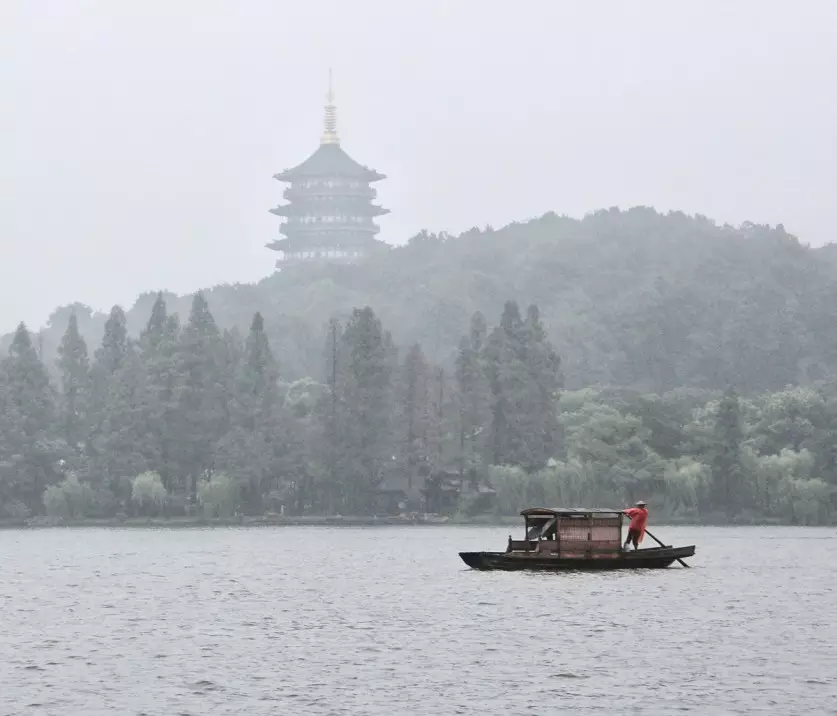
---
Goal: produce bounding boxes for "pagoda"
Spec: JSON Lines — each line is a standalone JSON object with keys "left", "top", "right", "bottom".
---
{"left": 268, "top": 75, "right": 389, "bottom": 267}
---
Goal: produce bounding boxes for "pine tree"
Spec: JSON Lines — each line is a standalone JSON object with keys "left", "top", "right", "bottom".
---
{"left": 711, "top": 386, "right": 746, "bottom": 517}
{"left": 469, "top": 311, "right": 488, "bottom": 354}
{"left": 518, "top": 304, "right": 563, "bottom": 470}
{"left": 338, "top": 307, "right": 394, "bottom": 514}
{"left": 99, "top": 344, "right": 155, "bottom": 505}
{"left": 140, "top": 292, "right": 170, "bottom": 351}
{"left": 139, "top": 295, "right": 181, "bottom": 489}
{"left": 216, "top": 312, "right": 284, "bottom": 513}
{"left": 218, "top": 327, "right": 243, "bottom": 435}
{"left": 56, "top": 314, "right": 90, "bottom": 450}
{"left": 398, "top": 343, "right": 430, "bottom": 492}
{"left": 425, "top": 365, "right": 453, "bottom": 474}
{"left": 484, "top": 301, "right": 527, "bottom": 466}
{"left": 317, "top": 318, "right": 344, "bottom": 512}
{"left": 173, "top": 292, "right": 225, "bottom": 501}
{"left": 454, "top": 312, "right": 492, "bottom": 477}
{"left": 482, "top": 302, "right": 562, "bottom": 472}
{"left": 95, "top": 306, "right": 129, "bottom": 375}
{"left": 0, "top": 324, "right": 62, "bottom": 513}
{"left": 0, "top": 363, "right": 25, "bottom": 515}
{"left": 89, "top": 305, "right": 129, "bottom": 439}
{"left": 236, "top": 313, "right": 281, "bottom": 426}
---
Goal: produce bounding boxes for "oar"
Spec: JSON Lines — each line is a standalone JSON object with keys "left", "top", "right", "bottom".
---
{"left": 644, "top": 528, "right": 690, "bottom": 568}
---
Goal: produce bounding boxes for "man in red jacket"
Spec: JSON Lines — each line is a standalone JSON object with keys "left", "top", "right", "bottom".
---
{"left": 623, "top": 501, "right": 648, "bottom": 550}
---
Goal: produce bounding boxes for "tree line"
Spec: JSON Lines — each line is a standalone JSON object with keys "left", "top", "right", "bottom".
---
{"left": 0, "top": 295, "right": 560, "bottom": 520}
{"left": 495, "top": 384, "right": 836, "bottom": 525}
{"left": 1, "top": 291, "right": 835, "bottom": 524}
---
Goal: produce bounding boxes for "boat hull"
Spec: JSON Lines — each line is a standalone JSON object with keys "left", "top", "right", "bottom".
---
{"left": 459, "top": 545, "right": 695, "bottom": 571}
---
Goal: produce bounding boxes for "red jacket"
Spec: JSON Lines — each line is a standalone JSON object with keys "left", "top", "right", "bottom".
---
{"left": 624, "top": 507, "right": 648, "bottom": 541}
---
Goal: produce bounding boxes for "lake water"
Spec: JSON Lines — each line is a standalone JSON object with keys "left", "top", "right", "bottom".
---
{"left": 2, "top": 526, "right": 836, "bottom": 715}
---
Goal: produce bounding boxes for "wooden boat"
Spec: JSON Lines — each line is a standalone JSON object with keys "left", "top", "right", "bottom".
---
{"left": 459, "top": 507, "right": 696, "bottom": 571}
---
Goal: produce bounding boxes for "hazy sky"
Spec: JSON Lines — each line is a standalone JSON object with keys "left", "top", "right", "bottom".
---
{"left": 2, "top": 1, "right": 835, "bottom": 333}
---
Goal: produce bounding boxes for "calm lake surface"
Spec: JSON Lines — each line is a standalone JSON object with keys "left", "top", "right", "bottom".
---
{"left": 2, "top": 526, "right": 836, "bottom": 715}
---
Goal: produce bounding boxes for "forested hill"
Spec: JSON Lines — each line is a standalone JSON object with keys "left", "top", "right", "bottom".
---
{"left": 12, "top": 207, "right": 837, "bottom": 392}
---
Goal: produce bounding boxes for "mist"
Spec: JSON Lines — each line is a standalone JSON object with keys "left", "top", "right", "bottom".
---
{"left": 1, "top": 0, "right": 835, "bottom": 331}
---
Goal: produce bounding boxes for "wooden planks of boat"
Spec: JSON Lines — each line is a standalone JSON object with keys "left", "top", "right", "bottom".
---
{"left": 459, "top": 544, "right": 696, "bottom": 571}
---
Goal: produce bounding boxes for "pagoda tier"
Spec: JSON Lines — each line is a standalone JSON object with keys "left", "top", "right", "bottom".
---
{"left": 270, "top": 202, "right": 388, "bottom": 219}
{"left": 267, "top": 77, "right": 388, "bottom": 269}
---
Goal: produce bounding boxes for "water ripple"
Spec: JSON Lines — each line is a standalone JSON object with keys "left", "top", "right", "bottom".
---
{"left": 1, "top": 526, "right": 837, "bottom": 714}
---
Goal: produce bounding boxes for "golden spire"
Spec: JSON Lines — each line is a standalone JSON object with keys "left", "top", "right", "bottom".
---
{"left": 320, "top": 68, "right": 339, "bottom": 145}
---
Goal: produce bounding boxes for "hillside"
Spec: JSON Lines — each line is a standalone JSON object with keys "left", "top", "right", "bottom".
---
{"left": 10, "top": 206, "right": 837, "bottom": 392}
{"left": 4, "top": 206, "right": 837, "bottom": 525}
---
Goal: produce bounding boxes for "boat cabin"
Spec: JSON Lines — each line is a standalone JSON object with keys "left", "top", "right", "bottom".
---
{"left": 507, "top": 507, "right": 624, "bottom": 559}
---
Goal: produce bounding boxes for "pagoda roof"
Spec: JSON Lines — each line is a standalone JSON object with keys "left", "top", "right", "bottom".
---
{"left": 274, "top": 143, "right": 385, "bottom": 182}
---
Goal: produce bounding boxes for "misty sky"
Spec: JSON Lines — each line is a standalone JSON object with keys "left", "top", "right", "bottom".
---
{"left": 2, "top": 1, "right": 835, "bottom": 333}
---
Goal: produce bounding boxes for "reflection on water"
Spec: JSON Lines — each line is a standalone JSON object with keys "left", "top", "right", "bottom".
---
{"left": 2, "top": 526, "right": 836, "bottom": 715}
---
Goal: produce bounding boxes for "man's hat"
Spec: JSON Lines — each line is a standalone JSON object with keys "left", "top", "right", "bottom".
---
{"left": 635, "top": 500, "right": 647, "bottom": 506}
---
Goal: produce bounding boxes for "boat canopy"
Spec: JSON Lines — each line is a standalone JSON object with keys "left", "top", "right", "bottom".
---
{"left": 520, "top": 507, "right": 623, "bottom": 517}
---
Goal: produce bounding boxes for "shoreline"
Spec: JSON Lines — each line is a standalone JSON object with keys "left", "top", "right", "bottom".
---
{"left": 0, "top": 514, "right": 830, "bottom": 530}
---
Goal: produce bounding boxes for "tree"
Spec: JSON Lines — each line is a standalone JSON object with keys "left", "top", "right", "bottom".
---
{"left": 89, "top": 305, "right": 129, "bottom": 445}
{"left": 484, "top": 301, "right": 525, "bottom": 466}
{"left": 0, "top": 324, "right": 62, "bottom": 513}
{"left": 131, "top": 471, "right": 168, "bottom": 516}
{"left": 518, "top": 304, "right": 563, "bottom": 470}
{"left": 711, "top": 387, "right": 746, "bottom": 517}
{"left": 139, "top": 295, "right": 181, "bottom": 489}
{"left": 454, "top": 313, "right": 492, "bottom": 477}
{"left": 482, "top": 302, "right": 563, "bottom": 472}
{"left": 173, "top": 292, "right": 225, "bottom": 501}
{"left": 333, "top": 307, "right": 394, "bottom": 514}
{"left": 56, "top": 314, "right": 90, "bottom": 450}
{"left": 43, "top": 473, "right": 94, "bottom": 519}
{"left": 215, "top": 312, "right": 296, "bottom": 513}
{"left": 98, "top": 345, "right": 155, "bottom": 504}
{"left": 396, "top": 343, "right": 431, "bottom": 492}
{"left": 317, "top": 318, "right": 343, "bottom": 512}
{"left": 140, "top": 292, "right": 169, "bottom": 352}
{"left": 198, "top": 473, "right": 239, "bottom": 518}
{"left": 94, "top": 306, "right": 128, "bottom": 375}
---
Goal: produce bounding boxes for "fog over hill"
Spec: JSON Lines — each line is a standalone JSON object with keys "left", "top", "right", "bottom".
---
{"left": 6, "top": 207, "right": 837, "bottom": 394}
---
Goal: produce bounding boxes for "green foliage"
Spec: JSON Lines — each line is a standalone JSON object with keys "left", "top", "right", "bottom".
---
{"left": 1, "top": 499, "right": 30, "bottom": 519}
{"left": 326, "top": 307, "right": 395, "bottom": 514}
{"left": 57, "top": 313, "right": 91, "bottom": 449}
{"left": 5, "top": 206, "right": 837, "bottom": 524}
{"left": 484, "top": 301, "right": 563, "bottom": 472}
{"left": 455, "top": 313, "right": 491, "bottom": 477}
{"left": 131, "top": 471, "right": 168, "bottom": 515}
{"left": 172, "top": 292, "right": 226, "bottom": 499}
{"left": 89, "top": 305, "right": 129, "bottom": 446}
{"left": 198, "top": 473, "right": 239, "bottom": 518}
{"left": 97, "top": 345, "right": 154, "bottom": 501}
{"left": 396, "top": 343, "right": 431, "bottom": 493}
{"left": 0, "top": 324, "right": 63, "bottom": 514}
{"left": 215, "top": 311, "right": 293, "bottom": 513}
{"left": 43, "top": 473, "right": 94, "bottom": 519}
{"left": 94, "top": 306, "right": 128, "bottom": 375}
{"left": 711, "top": 388, "right": 745, "bottom": 516}
{"left": 140, "top": 295, "right": 181, "bottom": 488}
